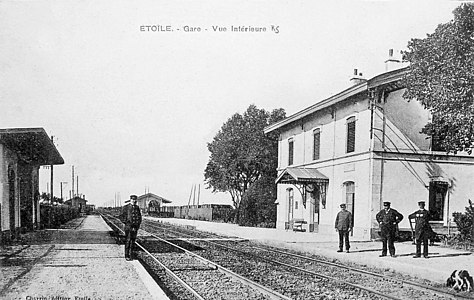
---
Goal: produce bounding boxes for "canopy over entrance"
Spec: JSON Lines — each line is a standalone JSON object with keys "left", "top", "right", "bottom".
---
{"left": 276, "top": 167, "right": 329, "bottom": 185}
{"left": 276, "top": 167, "right": 329, "bottom": 208}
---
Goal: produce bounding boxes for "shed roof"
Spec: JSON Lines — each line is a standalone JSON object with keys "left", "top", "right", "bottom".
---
{"left": 0, "top": 127, "right": 64, "bottom": 165}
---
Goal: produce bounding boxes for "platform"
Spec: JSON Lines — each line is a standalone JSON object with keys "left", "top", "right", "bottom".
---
{"left": 150, "top": 216, "right": 474, "bottom": 284}
{"left": 0, "top": 215, "right": 167, "bottom": 300}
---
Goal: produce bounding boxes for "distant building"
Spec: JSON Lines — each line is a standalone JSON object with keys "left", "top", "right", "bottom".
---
{"left": 264, "top": 55, "right": 474, "bottom": 240}
{"left": 136, "top": 193, "right": 172, "bottom": 214}
{"left": 85, "top": 204, "right": 95, "bottom": 212}
{"left": 64, "top": 196, "right": 88, "bottom": 213}
{"left": 0, "top": 128, "right": 64, "bottom": 244}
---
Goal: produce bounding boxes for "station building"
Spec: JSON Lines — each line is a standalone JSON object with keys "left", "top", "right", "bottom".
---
{"left": 0, "top": 128, "right": 64, "bottom": 244}
{"left": 64, "top": 195, "right": 88, "bottom": 213}
{"left": 264, "top": 55, "right": 474, "bottom": 240}
{"left": 137, "top": 192, "right": 172, "bottom": 214}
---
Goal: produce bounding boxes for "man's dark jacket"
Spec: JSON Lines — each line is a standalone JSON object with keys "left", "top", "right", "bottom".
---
{"left": 335, "top": 210, "right": 353, "bottom": 231}
{"left": 121, "top": 203, "right": 142, "bottom": 229}
{"left": 409, "top": 209, "right": 433, "bottom": 239}
{"left": 376, "top": 208, "right": 403, "bottom": 235}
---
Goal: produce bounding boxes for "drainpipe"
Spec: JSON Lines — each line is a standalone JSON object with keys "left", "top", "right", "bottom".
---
{"left": 447, "top": 182, "right": 451, "bottom": 235}
{"left": 332, "top": 107, "right": 336, "bottom": 213}
{"left": 368, "top": 88, "right": 376, "bottom": 239}
{"left": 379, "top": 90, "right": 386, "bottom": 211}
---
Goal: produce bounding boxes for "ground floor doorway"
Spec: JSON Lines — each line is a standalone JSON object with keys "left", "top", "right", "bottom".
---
{"left": 429, "top": 181, "right": 448, "bottom": 221}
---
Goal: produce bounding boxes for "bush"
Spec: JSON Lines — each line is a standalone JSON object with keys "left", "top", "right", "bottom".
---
{"left": 40, "top": 204, "right": 80, "bottom": 228}
{"left": 451, "top": 199, "right": 474, "bottom": 242}
{"left": 238, "top": 175, "right": 277, "bottom": 227}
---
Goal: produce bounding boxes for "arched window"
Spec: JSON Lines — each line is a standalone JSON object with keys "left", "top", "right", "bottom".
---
{"left": 428, "top": 181, "right": 448, "bottom": 221}
{"left": 287, "top": 188, "right": 294, "bottom": 221}
{"left": 344, "top": 181, "right": 355, "bottom": 223}
{"left": 346, "top": 116, "right": 356, "bottom": 153}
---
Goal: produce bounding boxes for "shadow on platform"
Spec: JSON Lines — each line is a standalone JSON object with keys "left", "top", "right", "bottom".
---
{"left": 22, "top": 230, "right": 116, "bottom": 245}
{"left": 348, "top": 248, "right": 381, "bottom": 253}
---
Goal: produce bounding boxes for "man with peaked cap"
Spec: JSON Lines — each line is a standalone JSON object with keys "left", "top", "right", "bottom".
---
{"left": 409, "top": 201, "right": 432, "bottom": 258}
{"left": 121, "top": 194, "right": 142, "bottom": 261}
{"left": 335, "top": 203, "right": 353, "bottom": 253}
{"left": 376, "top": 201, "right": 404, "bottom": 257}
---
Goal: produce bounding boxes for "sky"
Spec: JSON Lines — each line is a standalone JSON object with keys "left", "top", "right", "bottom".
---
{"left": 0, "top": 0, "right": 462, "bottom": 207}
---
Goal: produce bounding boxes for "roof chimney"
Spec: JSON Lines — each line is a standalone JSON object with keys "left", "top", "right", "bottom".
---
{"left": 385, "top": 49, "right": 401, "bottom": 72}
{"left": 350, "top": 68, "right": 367, "bottom": 86}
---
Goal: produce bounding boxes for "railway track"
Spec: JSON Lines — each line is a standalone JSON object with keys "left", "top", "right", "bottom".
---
{"left": 141, "top": 218, "right": 474, "bottom": 300}
{"left": 139, "top": 220, "right": 388, "bottom": 299}
{"left": 100, "top": 213, "right": 290, "bottom": 300}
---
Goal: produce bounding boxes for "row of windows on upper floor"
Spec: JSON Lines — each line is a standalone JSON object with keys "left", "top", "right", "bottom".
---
{"left": 287, "top": 116, "right": 356, "bottom": 165}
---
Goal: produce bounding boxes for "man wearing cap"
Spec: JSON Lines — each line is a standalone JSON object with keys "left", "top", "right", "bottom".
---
{"left": 335, "top": 203, "right": 353, "bottom": 253}
{"left": 121, "top": 194, "right": 142, "bottom": 261}
{"left": 376, "top": 202, "right": 403, "bottom": 257}
{"left": 409, "top": 201, "right": 432, "bottom": 258}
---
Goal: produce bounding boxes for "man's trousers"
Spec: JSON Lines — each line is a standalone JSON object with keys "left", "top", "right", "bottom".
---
{"left": 338, "top": 230, "right": 350, "bottom": 250}
{"left": 125, "top": 227, "right": 138, "bottom": 259}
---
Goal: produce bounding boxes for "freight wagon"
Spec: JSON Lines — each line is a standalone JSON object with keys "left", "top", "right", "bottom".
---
{"left": 155, "top": 204, "right": 234, "bottom": 222}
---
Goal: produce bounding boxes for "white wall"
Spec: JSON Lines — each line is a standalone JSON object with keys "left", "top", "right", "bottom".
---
{"left": 274, "top": 86, "right": 474, "bottom": 240}
{"left": 275, "top": 92, "right": 375, "bottom": 240}
{"left": 382, "top": 157, "right": 474, "bottom": 229}
{"left": 278, "top": 95, "right": 371, "bottom": 169}
{"left": 382, "top": 89, "right": 431, "bottom": 151}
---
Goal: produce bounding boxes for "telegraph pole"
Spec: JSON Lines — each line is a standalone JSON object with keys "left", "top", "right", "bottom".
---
{"left": 50, "top": 136, "right": 54, "bottom": 203}
{"left": 197, "top": 184, "right": 200, "bottom": 206}
{"left": 60, "top": 182, "right": 67, "bottom": 202}
{"left": 72, "top": 166, "right": 75, "bottom": 198}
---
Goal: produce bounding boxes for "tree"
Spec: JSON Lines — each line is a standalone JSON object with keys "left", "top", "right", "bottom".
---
{"left": 239, "top": 175, "right": 277, "bottom": 227}
{"left": 205, "top": 104, "right": 285, "bottom": 223}
{"left": 402, "top": 3, "right": 474, "bottom": 154}
{"left": 40, "top": 192, "right": 63, "bottom": 204}
{"left": 452, "top": 199, "right": 474, "bottom": 241}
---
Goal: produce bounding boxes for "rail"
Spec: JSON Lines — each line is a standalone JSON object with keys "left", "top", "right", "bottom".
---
{"left": 100, "top": 212, "right": 291, "bottom": 300}
{"left": 143, "top": 218, "right": 474, "bottom": 300}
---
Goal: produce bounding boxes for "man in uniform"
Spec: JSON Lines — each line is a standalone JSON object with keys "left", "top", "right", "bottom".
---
{"left": 409, "top": 201, "right": 432, "bottom": 258}
{"left": 335, "top": 203, "right": 353, "bottom": 253}
{"left": 376, "top": 202, "right": 403, "bottom": 257}
{"left": 121, "top": 194, "right": 142, "bottom": 261}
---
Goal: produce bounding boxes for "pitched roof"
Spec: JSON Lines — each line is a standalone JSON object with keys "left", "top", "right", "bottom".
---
{"left": 264, "top": 67, "right": 408, "bottom": 134}
{"left": 137, "top": 193, "right": 172, "bottom": 203}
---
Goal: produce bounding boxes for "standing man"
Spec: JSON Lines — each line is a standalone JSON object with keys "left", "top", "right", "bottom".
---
{"left": 409, "top": 201, "right": 431, "bottom": 259}
{"left": 121, "top": 194, "right": 142, "bottom": 261}
{"left": 376, "top": 202, "right": 403, "bottom": 258}
{"left": 335, "top": 203, "right": 353, "bottom": 253}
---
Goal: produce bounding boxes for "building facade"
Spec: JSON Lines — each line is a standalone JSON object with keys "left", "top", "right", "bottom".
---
{"left": 0, "top": 128, "right": 64, "bottom": 244}
{"left": 64, "top": 196, "right": 88, "bottom": 213}
{"left": 264, "top": 64, "right": 474, "bottom": 240}
{"left": 137, "top": 192, "right": 172, "bottom": 214}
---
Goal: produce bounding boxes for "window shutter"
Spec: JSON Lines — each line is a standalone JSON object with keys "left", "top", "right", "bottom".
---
{"left": 313, "top": 129, "right": 320, "bottom": 160}
{"left": 288, "top": 139, "right": 294, "bottom": 165}
{"left": 346, "top": 117, "right": 356, "bottom": 153}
